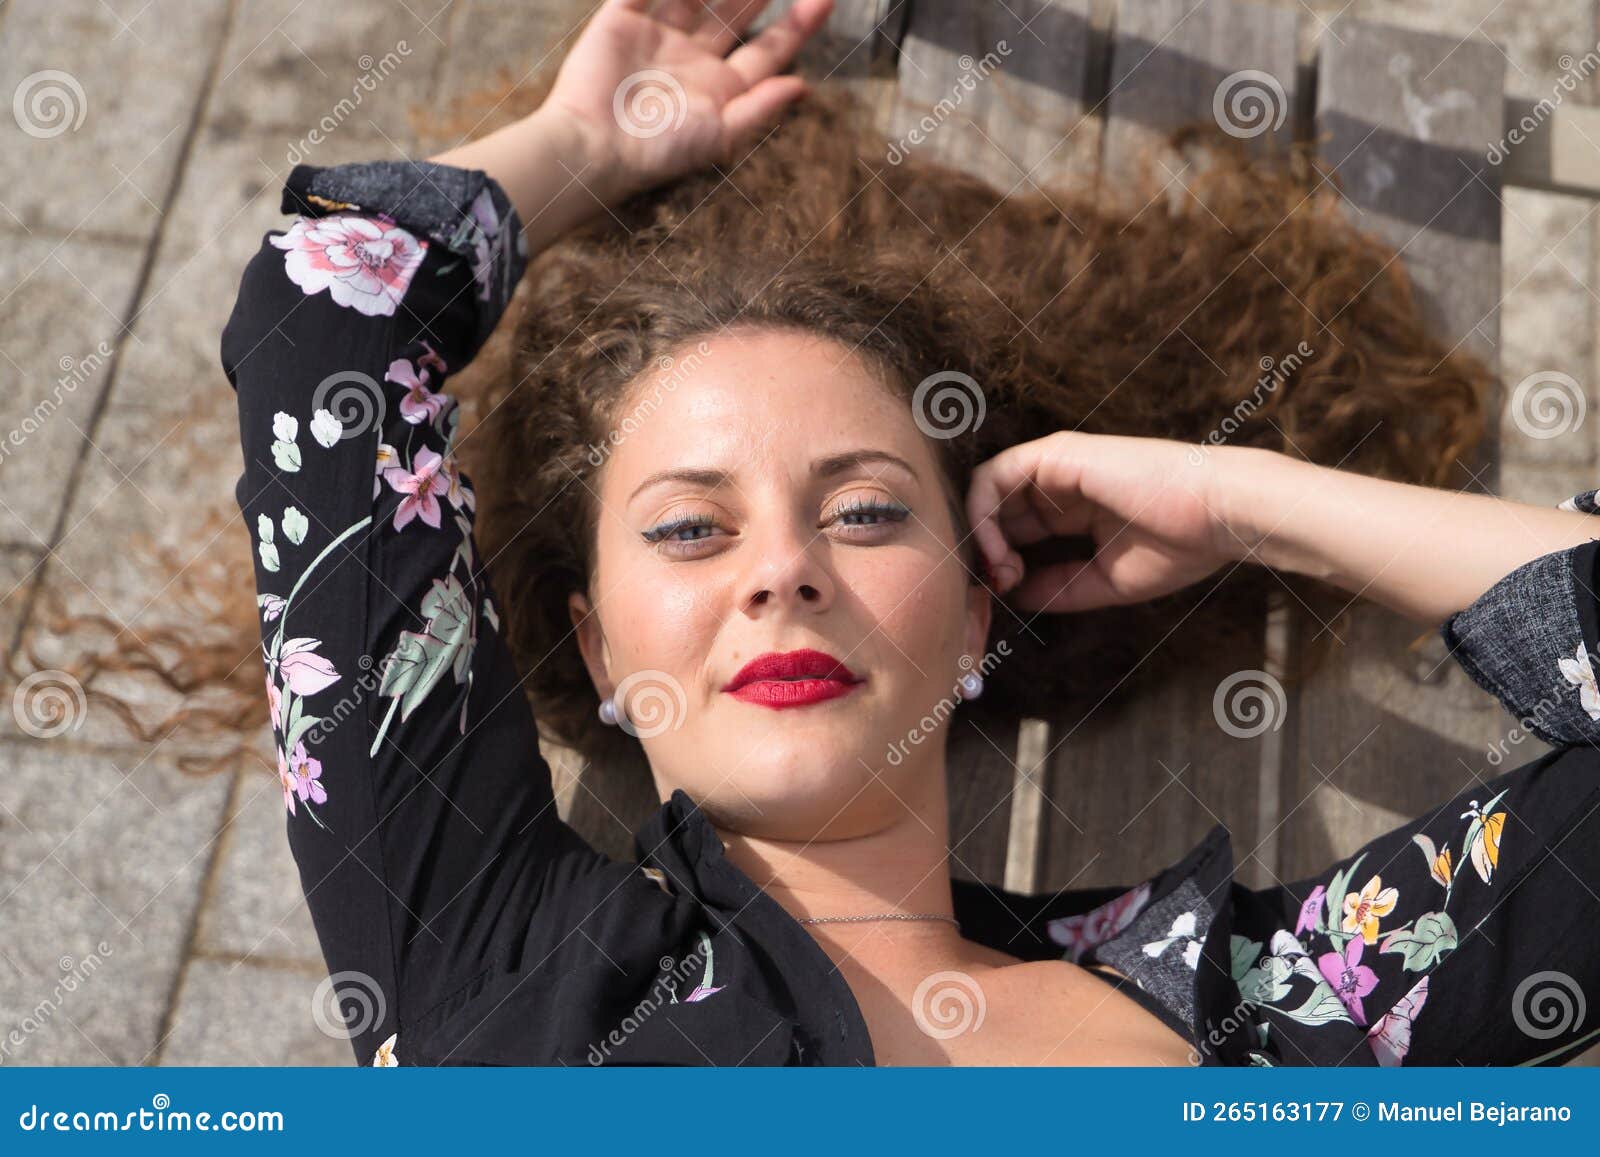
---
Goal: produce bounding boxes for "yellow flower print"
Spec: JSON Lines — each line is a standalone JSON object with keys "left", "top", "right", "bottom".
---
{"left": 1460, "top": 799, "right": 1506, "bottom": 884}
{"left": 1341, "top": 874, "right": 1399, "bottom": 944}
{"left": 1411, "top": 833, "right": 1453, "bottom": 888}
{"left": 372, "top": 1032, "right": 398, "bottom": 1067}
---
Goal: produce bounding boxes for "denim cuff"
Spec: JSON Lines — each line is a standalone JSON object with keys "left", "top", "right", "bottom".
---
{"left": 1439, "top": 508, "right": 1600, "bottom": 747}
{"left": 281, "top": 159, "right": 528, "bottom": 348}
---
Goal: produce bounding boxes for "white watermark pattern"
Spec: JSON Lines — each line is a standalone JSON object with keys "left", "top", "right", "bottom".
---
{"left": 911, "top": 370, "right": 985, "bottom": 439}
{"left": 1212, "top": 69, "right": 1287, "bottom": 140}
{"left": 1511, "top": 970, "right": 1585, "bottom": 1040}
{"left": 12, "top": 670, "right": 87, "bottom": 739}
{"left": 613, "top": 69, "right": 688, "bottom": 139}
{"left": 1212, "top": 668, "right": 1287, "bottom": 738}
{"left": 912, "top": 970, "right": 987, "bottom": 1040}
{"left": 1506, "top": 370, "right": 1585, "bottom": 440}
{"left": 13, "top": 70, "right": 87, "bottom": 138}
{"left": 310, "top": 970, "right": 387, "bottom": 1040}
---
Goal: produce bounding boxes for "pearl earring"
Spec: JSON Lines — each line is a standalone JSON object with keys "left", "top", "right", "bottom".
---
{"left": 957, "top": 670, "right": 984, "bottom": 701}
{"left": 598, "top": 695, "right": 619, "bottom": 726}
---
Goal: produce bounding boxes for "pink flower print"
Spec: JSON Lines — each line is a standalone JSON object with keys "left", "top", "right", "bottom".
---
{"left": 384, "top": 446, "right": 450, "bottom": 531}
{"left": 1367, "top": 975, "right": 1429, "bottom": 1066}
{"left": 684, "top": 984, "right": 724, "bottom": 1003}
{"left": 277, "top": 637, "right": 340, "bottom": 696}
{"left": 416, "top": 341, "right": 447, "bottom": 376}
{"left": 1047, "top": 880, "right": 1151, "bottom": 963}
{"left": 277, "top": 747, "right": 297, "bottom": 815}
{"left": 270, "top": 215, "right": 425, "bottom": 317}
{"left": 288, "top": 741, "right": 327, "bottom": 806}
{"left": 1317, "top": 935, "right": 1379, "bottom": 1026}
{"left": 441, "top": 456, "right": 475, "bottom": 512}
{"left": 1294, "top": 884, "right": 1325, "bottom": 938}
{"left": 387, "top": 357, "right": 450, "bottom": 426}
{"left": 265, "top": 673, "right": 283, "bottom": 732}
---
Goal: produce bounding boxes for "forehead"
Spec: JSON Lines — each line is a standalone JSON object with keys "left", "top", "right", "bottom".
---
{"left": 602, "top": 328, "right": 930, "bottom": 482}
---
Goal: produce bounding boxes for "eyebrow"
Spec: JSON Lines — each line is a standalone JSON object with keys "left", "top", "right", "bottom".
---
{"left": 628, "top": 449, "right": 920, "bottom": 503}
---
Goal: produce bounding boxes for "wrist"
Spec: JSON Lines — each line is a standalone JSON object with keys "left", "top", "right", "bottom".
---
{"left": 1210, "top": 446, "right": 1327, "bottom": 576}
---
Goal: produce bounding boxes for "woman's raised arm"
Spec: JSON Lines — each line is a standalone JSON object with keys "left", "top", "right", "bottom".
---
{"left": 220, "top": 0, "right": 832, "bottom": 1065}
{"left": 968, "top": 432, "right": 1600, "bottom": 746}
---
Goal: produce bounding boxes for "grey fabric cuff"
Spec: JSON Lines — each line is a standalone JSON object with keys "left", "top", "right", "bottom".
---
{"left": 1439, "top": 534, "right": 1600, "bottom": 747}
{"left": 281, "top": 159, "right": 528, "bottom": 348}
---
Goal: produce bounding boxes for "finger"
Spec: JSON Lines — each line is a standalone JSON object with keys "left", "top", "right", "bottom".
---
{"left": 721, "top": 74, "right": 808, "bottom": 145}
{"left": 695, "top": 0, "right": 768, "bottom": 52}
{"left": 651, "top": 0, "right": 705, "bottom": 31}
{"left": 1008, "top": 560, "right": 1122, "bottom": 614}
{"left": 606, "top": 0, "right": 656, "bottom": 11}
{"left": 724, "top": 0, "right": 833, "bottom": 85}
{"left": 966, "top": 466, "right": 1029, "bottom": 591}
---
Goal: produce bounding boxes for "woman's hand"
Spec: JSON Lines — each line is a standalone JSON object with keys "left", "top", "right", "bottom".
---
{"left": 546, "top": 0, "right": 835, "bottom": 200}
{"left": 429, "top": 0, "right": 833, "bottom": 257}
{"left": 966, "top": 432, "right": 1250, "bottom": 613}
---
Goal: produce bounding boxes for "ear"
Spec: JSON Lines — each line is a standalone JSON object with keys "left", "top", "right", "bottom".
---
{"left": 568, "top": 590, "right": 614, "bottom": 700}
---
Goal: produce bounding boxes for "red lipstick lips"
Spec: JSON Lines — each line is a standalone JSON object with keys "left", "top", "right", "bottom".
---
{"left": 722, "top": 648, "right": 864, "bottom": 709}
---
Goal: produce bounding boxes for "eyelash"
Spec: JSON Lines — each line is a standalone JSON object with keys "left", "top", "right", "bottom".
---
{"left": 642, "top": 498, "right": 910, "bottom": 554}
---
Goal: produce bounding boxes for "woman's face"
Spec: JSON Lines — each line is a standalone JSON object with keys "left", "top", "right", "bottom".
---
{"left": 568, "top": 327, "right": 992, "bottom": 841}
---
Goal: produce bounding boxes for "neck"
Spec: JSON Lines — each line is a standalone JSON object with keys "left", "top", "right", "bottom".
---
{"left": 709, "top": 753, "right": 972, "bottom": 969}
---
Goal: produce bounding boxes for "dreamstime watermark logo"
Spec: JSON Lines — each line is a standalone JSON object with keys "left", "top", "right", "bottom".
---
{"left": 613, "top": 69, "right": 688, "bottom": 139}
{"left": 885, "top": 41, "right": 1012, "bottom": 164}
{"left": 12, "top": 670, "right": 87, "bottom": 739}
{"left": 0, "top": 941, "right": 115, "bottom": 1064}
{"left": 586, "top": 342, "right": 713, "bottom": 467}
{"left": 310, "top": 970, "right": 387, "bottom": 1040}
{"left": 311, "top": 370, "right": 386, "bottom": 441}
{"left": 13, "top": 70, "right": 87, "bottom": 138}
{"left": 1511, "top": 970, "right": 1586, "bottom": 1040}
{"left": 285, "top": 43, "right": 412, "bottom": 165}
{"left": 1485, "top": 678, "right": 1569, "bottom": 766}
{"left": 1212, "top": 69, "right": 1287, "bottom": 140}
{"left": 912, "top": 970, "right": 986, "bottom": 1039}
{"left": 1506, "top": 370, "right": 1585, "bottom": 440}
{"left": 885, "top": 640, "right": 1011, "bottom": 767}
{"left": 613, "top": 669, "right": 688, "bottom": 740}
{"left": 0, "top": 340, "right": 114, "bottom": 470}
{"left": 1187, "top": 341, "right": 1314, "bottom": 465}
{"left": 586, "top": 943, "right": 713, "bottom": 1065}
{"left": 1212, "top": 668, "right": 1286, "bottom": 738}
{"left": 1487, "top": 43, "right": 1600, "bottom": 165}
{"left": 912, "top": 370, "right": 986, "bottom": 440}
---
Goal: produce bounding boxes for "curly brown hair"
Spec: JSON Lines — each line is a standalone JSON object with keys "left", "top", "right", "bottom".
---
{"left": 7, "top": 82, "right": 1492, "bottom": 806}
{"left": 456, "top": 84, "right": 1490, "bottom": 789}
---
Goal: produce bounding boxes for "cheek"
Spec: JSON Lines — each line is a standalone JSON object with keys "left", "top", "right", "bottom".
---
{"left": 609, "top": 568, "right": 717, "bottom": 674}
{"left": 853, "top": 553, "right": 967, "bottom": 667}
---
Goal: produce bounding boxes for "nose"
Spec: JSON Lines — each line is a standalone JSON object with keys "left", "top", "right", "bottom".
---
{"left": 737, "top": 518, "right": 835, "bottom": 615}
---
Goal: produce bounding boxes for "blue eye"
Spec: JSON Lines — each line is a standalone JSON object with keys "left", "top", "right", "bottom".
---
{"left": 831, "top": 498, "right": 909, "bottom": 527}
{"left": 642, "top": 512, "right": 717, "bottom": 544}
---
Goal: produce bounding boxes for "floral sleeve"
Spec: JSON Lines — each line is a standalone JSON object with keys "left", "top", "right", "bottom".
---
{"left": 1438, "top": 495, "right": 1600, "bottom": 747}
{"left": 221, "top": 160, "right": 610, "bottom": 1065}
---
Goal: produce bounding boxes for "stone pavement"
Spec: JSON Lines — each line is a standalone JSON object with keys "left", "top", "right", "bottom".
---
{"left": 2, "top": 0, "right": 1599, "bottom": 1067}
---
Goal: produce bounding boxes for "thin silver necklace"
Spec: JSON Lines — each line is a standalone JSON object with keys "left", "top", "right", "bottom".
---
{"left": 797, "top": 913, "right": 959, "bottom": 926}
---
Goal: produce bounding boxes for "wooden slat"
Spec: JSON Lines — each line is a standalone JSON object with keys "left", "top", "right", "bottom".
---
{"left": 1502, "top": 96, "right": 1600, "bottom": 198}
{"left": 749, "top": 0, "right": 908, "bottom": 78}
{"left": 886, "top": 0, "right": 1103, "bottom": 192}
{"left": 1101, "top": 0, "right": 1299, "bottom": 178}
{"left": 1278, "top": 16, "right": 1508, "bottom": 883}
{"left": 879, "top": 0, "right": 1104, "bottom": 892}
{"left": 1035, "top": 0, "right": 1302, "bottom": 897}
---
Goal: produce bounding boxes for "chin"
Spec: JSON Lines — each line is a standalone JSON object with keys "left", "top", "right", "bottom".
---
{"left": 695, "top": 737, "right": 910, "bottom": 840}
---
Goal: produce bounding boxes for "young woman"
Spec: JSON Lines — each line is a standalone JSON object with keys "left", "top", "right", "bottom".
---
{"left": 222, "top": 0, "right": 1600, "bottom": 1066}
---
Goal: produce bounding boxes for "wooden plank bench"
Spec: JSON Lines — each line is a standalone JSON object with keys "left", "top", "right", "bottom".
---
{"left": 551, "top": 6, "right": 1590, "bottom": 1043}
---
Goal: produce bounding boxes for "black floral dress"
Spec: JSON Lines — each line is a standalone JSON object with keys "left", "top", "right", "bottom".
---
{"left": 222, "top": 159, "right": 1600, "bottom": 1068}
